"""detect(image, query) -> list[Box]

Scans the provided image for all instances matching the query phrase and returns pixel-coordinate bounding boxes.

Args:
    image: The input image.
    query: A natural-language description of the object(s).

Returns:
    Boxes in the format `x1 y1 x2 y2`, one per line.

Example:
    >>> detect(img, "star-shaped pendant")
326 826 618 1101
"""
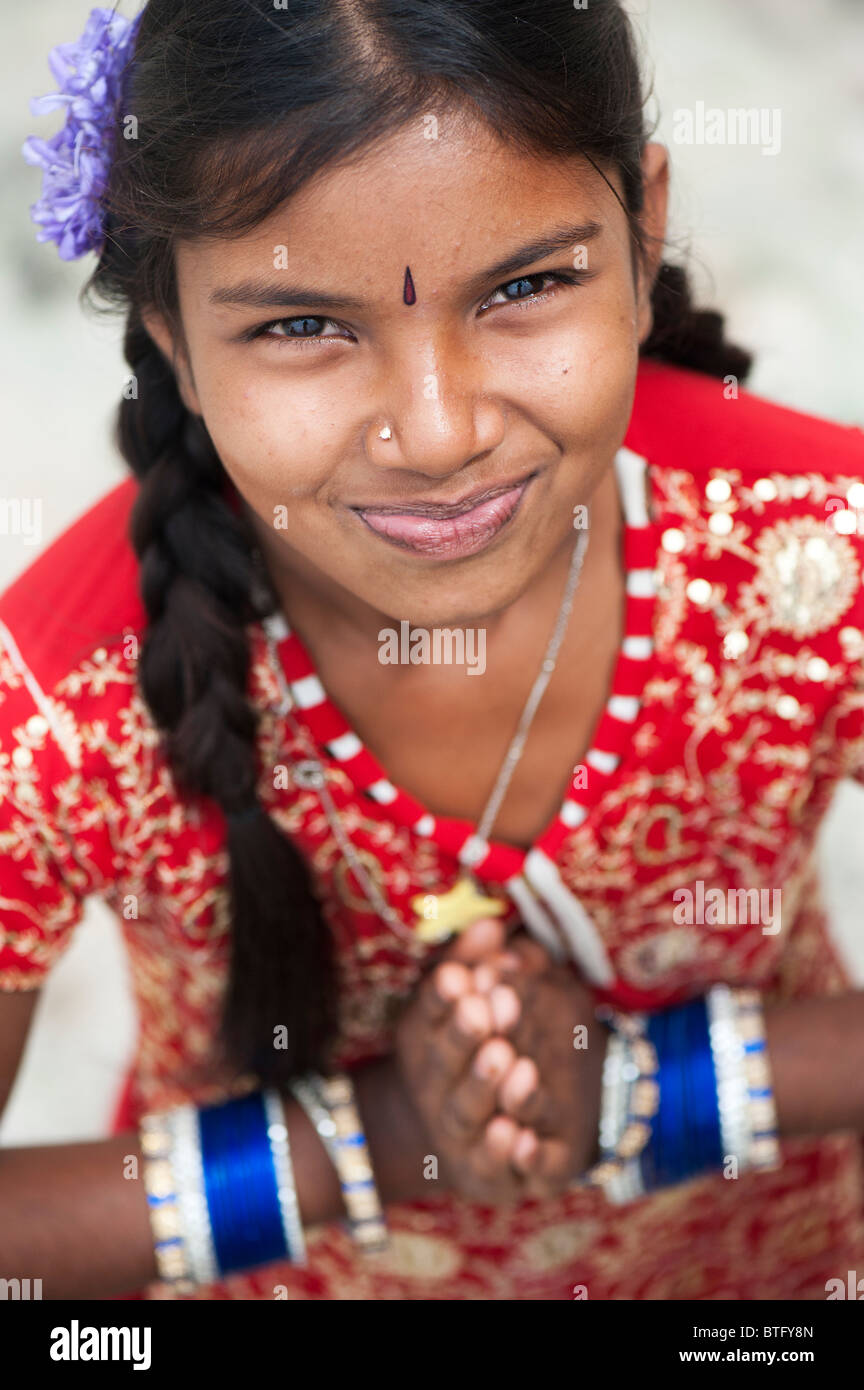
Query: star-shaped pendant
411 877 507 944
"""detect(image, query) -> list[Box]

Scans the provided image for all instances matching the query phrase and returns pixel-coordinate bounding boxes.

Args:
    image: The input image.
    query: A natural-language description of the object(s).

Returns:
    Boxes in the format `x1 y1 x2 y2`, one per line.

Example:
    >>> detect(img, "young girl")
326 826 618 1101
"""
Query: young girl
3 0 863 1301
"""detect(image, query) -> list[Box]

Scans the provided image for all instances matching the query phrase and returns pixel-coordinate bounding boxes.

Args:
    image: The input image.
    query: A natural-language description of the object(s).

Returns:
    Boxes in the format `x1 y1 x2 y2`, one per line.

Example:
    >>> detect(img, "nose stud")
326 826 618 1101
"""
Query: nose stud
378 425 392 440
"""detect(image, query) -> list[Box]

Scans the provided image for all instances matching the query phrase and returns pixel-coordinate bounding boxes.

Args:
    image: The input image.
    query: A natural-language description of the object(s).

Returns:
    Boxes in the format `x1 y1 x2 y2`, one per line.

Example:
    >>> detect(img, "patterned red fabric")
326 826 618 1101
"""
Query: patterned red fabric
2 358 864 1299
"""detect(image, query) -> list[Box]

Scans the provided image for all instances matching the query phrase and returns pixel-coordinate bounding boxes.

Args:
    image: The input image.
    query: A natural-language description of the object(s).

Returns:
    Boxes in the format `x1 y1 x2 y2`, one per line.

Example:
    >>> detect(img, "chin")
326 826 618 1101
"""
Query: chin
374 567 536 630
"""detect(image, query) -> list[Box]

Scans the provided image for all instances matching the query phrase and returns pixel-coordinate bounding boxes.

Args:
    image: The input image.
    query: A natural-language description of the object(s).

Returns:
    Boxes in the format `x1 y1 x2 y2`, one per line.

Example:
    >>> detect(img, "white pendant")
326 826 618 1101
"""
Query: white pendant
518 848 615 986
505 873 567 961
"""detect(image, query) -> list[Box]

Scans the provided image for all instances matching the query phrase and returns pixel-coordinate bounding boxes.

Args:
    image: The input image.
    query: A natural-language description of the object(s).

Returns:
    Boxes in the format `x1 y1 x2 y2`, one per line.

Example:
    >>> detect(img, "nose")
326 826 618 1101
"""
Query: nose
369 335 505 479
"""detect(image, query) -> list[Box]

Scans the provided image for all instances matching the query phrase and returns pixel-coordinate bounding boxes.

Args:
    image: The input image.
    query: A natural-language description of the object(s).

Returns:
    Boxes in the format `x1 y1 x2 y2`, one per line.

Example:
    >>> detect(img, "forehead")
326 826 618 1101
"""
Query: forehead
175 110 623 299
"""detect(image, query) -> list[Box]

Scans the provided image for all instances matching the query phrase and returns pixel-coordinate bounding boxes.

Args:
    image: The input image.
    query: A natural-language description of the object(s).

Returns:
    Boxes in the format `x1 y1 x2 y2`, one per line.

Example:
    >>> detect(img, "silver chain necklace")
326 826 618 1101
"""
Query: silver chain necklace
469 527 589 854
256 524 590 942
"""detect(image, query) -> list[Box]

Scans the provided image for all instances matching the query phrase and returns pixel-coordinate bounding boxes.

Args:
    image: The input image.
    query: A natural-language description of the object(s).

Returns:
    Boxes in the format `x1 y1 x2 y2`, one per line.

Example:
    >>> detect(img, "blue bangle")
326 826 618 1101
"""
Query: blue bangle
643 1004 687 1186
681 995 725 1175
198 1092 291 1276
642 996 723 1190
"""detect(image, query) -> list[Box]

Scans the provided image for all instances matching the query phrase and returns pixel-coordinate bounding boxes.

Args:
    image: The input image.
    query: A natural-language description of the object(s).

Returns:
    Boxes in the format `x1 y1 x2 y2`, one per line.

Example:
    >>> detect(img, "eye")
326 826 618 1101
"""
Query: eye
480 270 588 313
249 315 350 347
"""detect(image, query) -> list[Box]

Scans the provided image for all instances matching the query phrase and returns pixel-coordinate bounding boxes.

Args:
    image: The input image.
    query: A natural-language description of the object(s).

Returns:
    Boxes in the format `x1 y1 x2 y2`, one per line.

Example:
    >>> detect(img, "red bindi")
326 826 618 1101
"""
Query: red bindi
403 265 416 305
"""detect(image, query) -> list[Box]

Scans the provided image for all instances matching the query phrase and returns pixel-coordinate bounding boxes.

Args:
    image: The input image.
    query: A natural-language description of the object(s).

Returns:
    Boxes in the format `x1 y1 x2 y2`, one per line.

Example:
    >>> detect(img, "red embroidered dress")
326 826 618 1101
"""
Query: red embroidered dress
3 358 864 1300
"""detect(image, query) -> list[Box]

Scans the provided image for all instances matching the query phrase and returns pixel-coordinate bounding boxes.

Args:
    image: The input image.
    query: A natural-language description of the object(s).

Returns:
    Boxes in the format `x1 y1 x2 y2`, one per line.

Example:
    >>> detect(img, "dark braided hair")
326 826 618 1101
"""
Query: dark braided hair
116 312 337 1082
86 0 753 1089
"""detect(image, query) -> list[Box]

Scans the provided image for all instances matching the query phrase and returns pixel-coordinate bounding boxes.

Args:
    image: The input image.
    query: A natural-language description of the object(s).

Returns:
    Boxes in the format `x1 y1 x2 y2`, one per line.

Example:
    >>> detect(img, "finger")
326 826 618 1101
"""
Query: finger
430 990 495 1078
512 1135 573 1187
478 1112 524 1169
486 983 520 1032
497 1055 539 1116
440 1037 516 1139
443 917 509 965
497 1061 560 1133
511 1126 541 1169
470 938 551 996
419 961 474 1025
472 955 519 994
509 1131 576 1200
472 1035 518 1083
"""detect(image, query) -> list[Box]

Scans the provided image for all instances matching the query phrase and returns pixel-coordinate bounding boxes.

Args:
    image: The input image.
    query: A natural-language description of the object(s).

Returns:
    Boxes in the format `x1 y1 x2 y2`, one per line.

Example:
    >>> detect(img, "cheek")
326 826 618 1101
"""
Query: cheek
195 366 336 501
507 286 639 451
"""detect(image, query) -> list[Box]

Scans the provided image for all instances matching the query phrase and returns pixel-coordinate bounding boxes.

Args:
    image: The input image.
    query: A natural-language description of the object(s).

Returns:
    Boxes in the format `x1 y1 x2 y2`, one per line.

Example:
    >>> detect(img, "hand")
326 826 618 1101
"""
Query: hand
469 932 609 1199
394 918 607 1203
394 919 549 1203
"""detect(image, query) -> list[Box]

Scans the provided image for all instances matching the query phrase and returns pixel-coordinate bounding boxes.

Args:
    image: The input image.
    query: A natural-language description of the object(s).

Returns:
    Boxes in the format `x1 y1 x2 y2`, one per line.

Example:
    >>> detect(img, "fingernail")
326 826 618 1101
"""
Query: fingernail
435 963 465 999
473 1043 506 1080
490 985 520 1031
473 964 497 993
513 1128 538 1167
456 994 489 1037
504 1056 537 1105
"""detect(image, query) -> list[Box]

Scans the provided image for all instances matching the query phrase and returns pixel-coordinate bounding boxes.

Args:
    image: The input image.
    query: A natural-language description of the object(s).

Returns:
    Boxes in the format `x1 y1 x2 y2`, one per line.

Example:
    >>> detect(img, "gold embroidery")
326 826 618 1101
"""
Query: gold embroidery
365 1231 462 1281
4 450 864 1299
748 518 859 639
631 804 698 865
516 1220 602 1271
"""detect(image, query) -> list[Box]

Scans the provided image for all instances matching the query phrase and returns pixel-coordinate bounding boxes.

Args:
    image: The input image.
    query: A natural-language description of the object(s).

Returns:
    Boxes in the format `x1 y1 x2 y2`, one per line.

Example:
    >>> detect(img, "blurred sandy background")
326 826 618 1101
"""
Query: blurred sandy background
1 0 863 1144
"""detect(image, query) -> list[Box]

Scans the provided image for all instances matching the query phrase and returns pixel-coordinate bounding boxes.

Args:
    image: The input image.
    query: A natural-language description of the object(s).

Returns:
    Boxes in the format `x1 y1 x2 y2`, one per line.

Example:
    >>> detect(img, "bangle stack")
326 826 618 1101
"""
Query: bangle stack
140 1073 387 1291
579 1010 660 1204
140 1087 306 1291
580 985 781 1205
290 1073 389 1254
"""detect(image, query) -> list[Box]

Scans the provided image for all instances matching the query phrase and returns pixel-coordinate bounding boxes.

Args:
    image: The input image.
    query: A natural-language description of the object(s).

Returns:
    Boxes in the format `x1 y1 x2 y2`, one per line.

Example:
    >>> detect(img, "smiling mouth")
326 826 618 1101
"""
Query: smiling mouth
351 471 538 559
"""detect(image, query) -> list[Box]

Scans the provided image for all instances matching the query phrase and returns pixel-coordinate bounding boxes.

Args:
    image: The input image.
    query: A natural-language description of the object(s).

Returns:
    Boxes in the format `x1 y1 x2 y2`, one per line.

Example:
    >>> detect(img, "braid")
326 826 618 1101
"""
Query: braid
641 262 754 384
85 0 759 1099
119 316 339 1084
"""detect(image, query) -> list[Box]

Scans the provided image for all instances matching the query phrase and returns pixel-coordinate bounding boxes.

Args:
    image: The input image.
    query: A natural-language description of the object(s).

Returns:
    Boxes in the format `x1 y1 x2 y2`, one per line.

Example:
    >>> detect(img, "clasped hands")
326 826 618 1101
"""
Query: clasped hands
394 917 608 1205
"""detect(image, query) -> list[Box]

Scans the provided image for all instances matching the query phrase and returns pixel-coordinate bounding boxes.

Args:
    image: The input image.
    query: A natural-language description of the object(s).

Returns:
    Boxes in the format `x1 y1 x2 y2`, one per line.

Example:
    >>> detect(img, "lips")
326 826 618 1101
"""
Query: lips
353 473 536 559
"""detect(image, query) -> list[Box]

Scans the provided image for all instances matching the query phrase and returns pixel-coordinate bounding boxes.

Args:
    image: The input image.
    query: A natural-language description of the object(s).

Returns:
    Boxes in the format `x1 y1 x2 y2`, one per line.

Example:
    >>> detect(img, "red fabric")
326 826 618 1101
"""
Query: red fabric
3 358 864 1299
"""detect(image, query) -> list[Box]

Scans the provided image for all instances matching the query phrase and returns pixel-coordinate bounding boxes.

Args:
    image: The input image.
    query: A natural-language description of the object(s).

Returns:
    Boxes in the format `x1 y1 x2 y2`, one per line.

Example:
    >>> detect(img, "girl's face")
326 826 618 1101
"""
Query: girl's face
149 110 668 627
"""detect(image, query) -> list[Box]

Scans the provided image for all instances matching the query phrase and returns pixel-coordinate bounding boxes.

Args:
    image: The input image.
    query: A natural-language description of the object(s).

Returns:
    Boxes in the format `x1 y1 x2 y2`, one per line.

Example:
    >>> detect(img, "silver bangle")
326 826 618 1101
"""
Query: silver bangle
290 1073 388 1253
598 1033 648 1204
733 989 782 1171
604 1156 646 1204
706 984 752 1170
576 1012 657 1204
165 1104 218 1286
289 1077 338 1155
262 1089 307 1266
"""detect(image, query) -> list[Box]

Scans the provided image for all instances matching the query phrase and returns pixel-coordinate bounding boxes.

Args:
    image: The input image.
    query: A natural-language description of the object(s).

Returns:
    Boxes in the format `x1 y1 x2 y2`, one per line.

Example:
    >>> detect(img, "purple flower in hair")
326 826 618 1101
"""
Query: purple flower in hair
22 7 142 261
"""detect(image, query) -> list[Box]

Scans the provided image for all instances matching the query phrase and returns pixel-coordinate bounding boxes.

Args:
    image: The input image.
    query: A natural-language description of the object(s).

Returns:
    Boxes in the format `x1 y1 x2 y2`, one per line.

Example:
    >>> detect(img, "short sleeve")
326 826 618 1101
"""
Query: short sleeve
832 672 864 786
0 622 92 991
821 521 864 785
823 608 864 785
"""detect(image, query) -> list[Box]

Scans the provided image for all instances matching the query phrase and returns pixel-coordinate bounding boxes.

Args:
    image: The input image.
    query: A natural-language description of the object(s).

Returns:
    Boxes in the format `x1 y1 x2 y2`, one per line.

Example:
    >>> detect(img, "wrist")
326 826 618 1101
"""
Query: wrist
354 1053 440 1203
578 1013 610 1175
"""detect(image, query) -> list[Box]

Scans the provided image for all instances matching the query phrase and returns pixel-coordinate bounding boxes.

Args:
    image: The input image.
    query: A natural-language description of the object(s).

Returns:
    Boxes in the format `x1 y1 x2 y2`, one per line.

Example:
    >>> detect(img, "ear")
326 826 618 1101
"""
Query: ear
635 141 670 345
140 308 203 416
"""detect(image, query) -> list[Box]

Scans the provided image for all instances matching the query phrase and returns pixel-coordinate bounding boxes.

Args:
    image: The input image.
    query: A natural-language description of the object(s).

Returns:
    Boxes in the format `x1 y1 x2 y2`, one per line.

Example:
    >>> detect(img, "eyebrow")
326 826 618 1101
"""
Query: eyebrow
208 220 603 311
